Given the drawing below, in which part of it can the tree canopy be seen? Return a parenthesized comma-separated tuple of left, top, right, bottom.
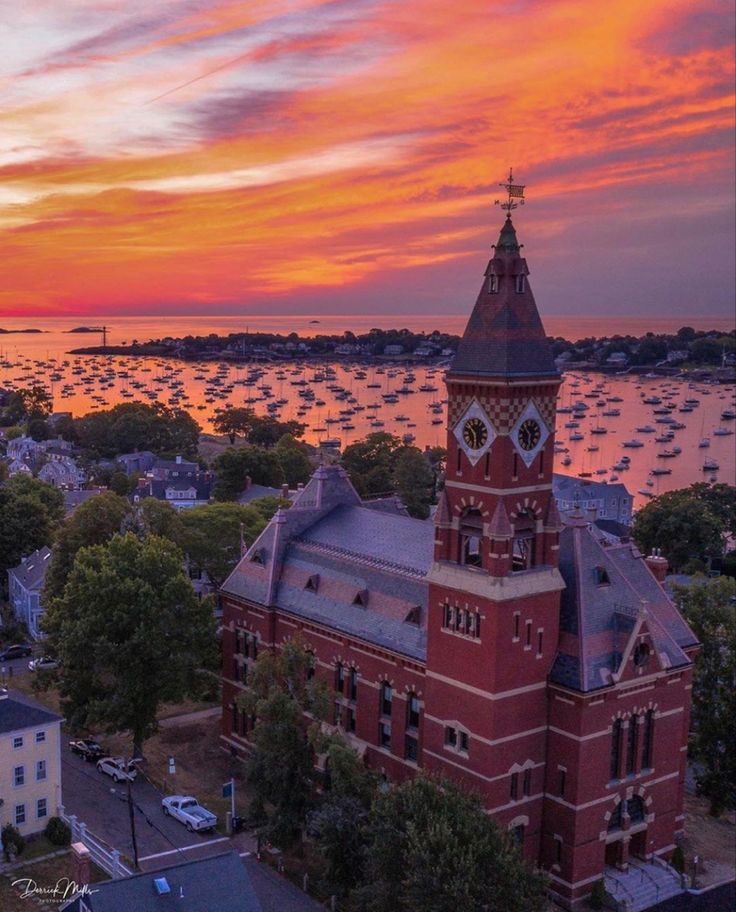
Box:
(73, 402, 200, 459)
(212, 446, 285, 500)
(632, 484, 735, 572)
(43, 532, 217, 757)
(212, 406, 304, 448)
(671, 576, 736, 815)
(0, 476, 64, 597)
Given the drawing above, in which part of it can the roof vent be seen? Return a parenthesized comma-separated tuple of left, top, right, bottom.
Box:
(404, 606, 421, 626)
(305, 574, 320, 592)
(595, 566, 610, 586)
(352, 590, 368, 608)
(153, 877, 171, 895)
(250, 548, 265, 565)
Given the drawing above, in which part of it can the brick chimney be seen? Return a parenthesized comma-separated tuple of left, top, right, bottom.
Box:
(281, 483, 290, 498)
(645, 548, 668, 584)
(71, 841, 91, 888)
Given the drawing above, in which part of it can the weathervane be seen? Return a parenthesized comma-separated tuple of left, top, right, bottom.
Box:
(495, 168, 525, 217)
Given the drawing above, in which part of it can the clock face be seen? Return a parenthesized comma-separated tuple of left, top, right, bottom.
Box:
(463, 417, 488, 450)
(518, 419, 541, 451)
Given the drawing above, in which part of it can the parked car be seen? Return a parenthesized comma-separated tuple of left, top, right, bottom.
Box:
(162, 796, 218, 832)
(70, 738, 106, 762)
(96, 757, 140, 782)
(29, 656, 58, 672)
(0, 644, 33, 661)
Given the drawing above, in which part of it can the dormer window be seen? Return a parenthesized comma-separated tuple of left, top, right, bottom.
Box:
(353, 590, 368, 608)
(460, 508, 483, 568)
(595, 565, 610, 586)
(250, 548, 265, 565)
(511, 510, 535, 572)
(305, 574, 320, 592)
(404, 606, 421, 626)
(488, 273, 500, 294)
(515, 274, 526, 294)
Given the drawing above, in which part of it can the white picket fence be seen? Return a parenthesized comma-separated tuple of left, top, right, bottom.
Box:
(58, 805, 133, 880)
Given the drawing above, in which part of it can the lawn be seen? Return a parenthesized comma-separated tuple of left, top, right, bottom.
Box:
(680, 792, 736, 887)
(0, 851, 107, 912)
(103, 716, 253, 830)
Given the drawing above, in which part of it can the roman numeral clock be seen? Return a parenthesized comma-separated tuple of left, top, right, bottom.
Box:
(453, 400, 496, 464)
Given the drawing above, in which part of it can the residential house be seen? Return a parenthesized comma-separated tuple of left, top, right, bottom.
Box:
(0, 691, 62, 837)
(38, 453, 86, 489)
(553, 473, 634, 526)
(7, 547, 52, 639)
(115, 451, 156, 475)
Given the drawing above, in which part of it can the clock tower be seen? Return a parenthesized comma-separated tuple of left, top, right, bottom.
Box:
(423, 173, 565, 859)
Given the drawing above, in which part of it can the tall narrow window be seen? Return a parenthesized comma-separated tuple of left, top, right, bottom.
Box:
(539, 448, 545, 474)
(348, 667, 358, 701)
(512, 511, 535, 572)
(488, 273, 499, 293)
(484, 451, 491, 477)
(626, 715, 638, 775)
(537, 630, 543, 655)
(335, 662, 345, 694)
(610, 720, 622, 780)
(642, 709, 655, 769)
(513, 452, 519, 477)
(510, 772, 519, 800)
(443, 603, 452, 628)
(407, 692, 420, 729)
(513, 613, 520, 640)
(523, 768, 531, 796)
(513, 824, 525, 847)
(515, 274, 526, 293)
(456, 447, 462, 473)
(380, 682, 392, 716)
(525, 620, 532, 647)
(460, 509, 483, 568)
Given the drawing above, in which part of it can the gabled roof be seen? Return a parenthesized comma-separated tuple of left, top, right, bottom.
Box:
(61, 851, 262, 912)
(0, 692, 61, 735)
(448, 217, 559, 379)
(8, 546, 52, 591)
(551, 519, 697, 692)
(222, 466, 432, 661)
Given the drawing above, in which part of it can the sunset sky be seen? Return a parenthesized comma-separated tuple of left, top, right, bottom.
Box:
(1, 0, 734, 320)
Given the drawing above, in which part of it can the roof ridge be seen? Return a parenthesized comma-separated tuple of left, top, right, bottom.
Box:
(292, 537, 427, 579)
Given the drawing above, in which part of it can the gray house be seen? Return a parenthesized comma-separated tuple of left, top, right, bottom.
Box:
(7, 547, 52, 639)
(553, 473, 634, 526)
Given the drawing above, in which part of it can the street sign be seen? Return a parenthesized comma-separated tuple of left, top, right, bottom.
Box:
(168, 757, 176, 775)
(222, 781, 233, 799)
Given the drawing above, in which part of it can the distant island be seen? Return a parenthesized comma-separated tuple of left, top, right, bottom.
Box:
(0, 327, 43, 334)
(67, 325, 735, 376)
(68, 326, 102, 333)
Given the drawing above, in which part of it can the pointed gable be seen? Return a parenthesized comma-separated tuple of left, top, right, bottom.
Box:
(449, 217, 559, 379)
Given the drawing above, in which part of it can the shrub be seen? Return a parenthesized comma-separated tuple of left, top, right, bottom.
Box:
(45, 816, 71, 847)
(588, 878, 607, 910)
(671, 845, 685, 873)
(2, 823, 25, 861)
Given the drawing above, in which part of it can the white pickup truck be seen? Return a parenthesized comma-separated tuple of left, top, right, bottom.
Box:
(161, 796, 218, 832)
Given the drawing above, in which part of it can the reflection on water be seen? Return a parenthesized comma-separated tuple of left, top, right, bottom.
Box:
(1, 334, 734, 511)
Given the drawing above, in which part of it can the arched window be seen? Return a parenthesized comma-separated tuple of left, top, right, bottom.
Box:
(626, 714, 638, 775)
(515, 274, 526, 294)
(642, 709, 655, 769)
(627, 796, 646, 824)
(608, 803, 623, 831)
(488, 273, 500, 294)
(511, 510, 535, 572)
(460, 508, 483, 568)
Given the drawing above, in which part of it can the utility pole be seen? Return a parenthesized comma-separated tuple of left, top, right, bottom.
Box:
(126, 761, 139, 869)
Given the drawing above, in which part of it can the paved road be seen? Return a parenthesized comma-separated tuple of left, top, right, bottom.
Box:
(62, 748, 229, 866)
(652, 882, 735, 911)
(0, 655, 34, 681)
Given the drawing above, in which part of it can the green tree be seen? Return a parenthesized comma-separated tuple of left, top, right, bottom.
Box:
(212, 407, 256, 444)
(632, 486, 727, 571)
(392, 447, 435, 519)
(179, 501, 276, 588)
(138, 499, 184, 542)
(247, 415, 306, 448)
(672, 577, 736, 815)
(238, 637, 328, 848)
(27, 417, 50, 441)
(341, 432, 404, 496)
(43, 533, 217, 757)
(276, 434, 312, 487)
(109, 471, 131, 496)
(212, 447, 284, 500)
(19, 386, 53, 420)
(360, 776, 547, 912)
(0, 478, 62, 596)
(43, 492, 131, 601)
(75, 402, 200, 459)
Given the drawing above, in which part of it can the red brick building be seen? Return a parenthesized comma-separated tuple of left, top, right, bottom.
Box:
(220, 212, 697, 908)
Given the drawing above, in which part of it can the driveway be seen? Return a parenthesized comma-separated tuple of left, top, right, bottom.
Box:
(61, 748, 230, 867)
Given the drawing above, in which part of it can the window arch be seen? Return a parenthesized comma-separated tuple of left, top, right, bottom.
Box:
(511, 510, 535, 572)
(460, 508, 483, 568)
(627, 796, 646, 824)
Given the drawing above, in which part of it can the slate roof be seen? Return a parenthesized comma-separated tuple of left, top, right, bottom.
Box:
(8, 546, 52, 591)
(222, 465, 432, 661)
(238, 483, 285, 504)
(61, 852, 261, 912)
(64, 490, 100, 515)
(551, 515, 697, 692)
(0, 692, 61, 735)
(449, 217, 559, 379)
